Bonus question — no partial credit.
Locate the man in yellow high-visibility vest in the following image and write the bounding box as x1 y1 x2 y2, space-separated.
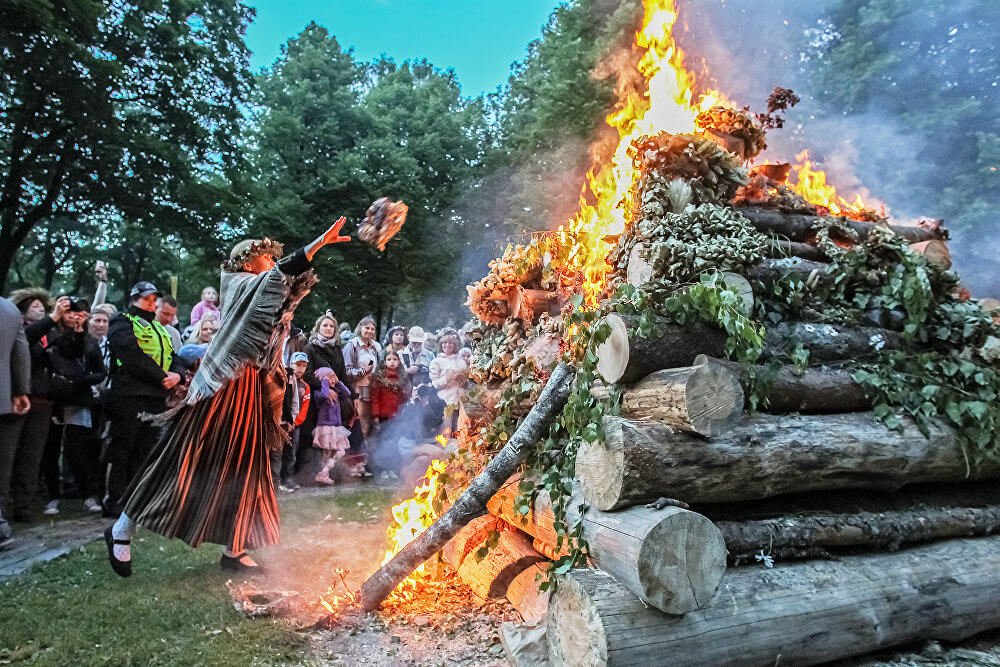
105 281 184 517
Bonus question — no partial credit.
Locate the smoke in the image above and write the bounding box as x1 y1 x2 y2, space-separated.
678 0 1000 296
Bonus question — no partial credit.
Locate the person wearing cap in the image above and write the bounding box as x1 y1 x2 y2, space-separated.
106 216 351 578
399 326 434 387
105 281 184 517
273 351 310 492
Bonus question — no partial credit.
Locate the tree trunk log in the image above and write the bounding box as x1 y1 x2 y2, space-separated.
506 562 550 623
456 528 545 600
718 504 1000 565
765 239 828 262
547 537 1000 667
578 413 1000 510
516 288 565 322
359 363 576 611
592 360 743 436
441 514 500 570
697 355 872 413
910 239 952 270
595 312 901 385
736 205 946 244
746 257 834 287
487 479 727 614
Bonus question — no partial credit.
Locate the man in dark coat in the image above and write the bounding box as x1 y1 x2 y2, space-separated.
105 281 184 516
0 296 31 549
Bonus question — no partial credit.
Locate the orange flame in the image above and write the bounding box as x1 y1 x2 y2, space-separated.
557 0 725 304
378 456 449 601
787 150 884 219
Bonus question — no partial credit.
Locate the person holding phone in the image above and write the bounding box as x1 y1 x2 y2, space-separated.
342 316 381 439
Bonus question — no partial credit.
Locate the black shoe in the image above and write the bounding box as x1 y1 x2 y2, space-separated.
104 526 132 578
220 553 264 574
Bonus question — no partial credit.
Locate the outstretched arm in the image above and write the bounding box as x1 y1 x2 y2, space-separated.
305 216 351 261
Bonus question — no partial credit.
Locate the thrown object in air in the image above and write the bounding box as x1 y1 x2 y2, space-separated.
359 197 409 251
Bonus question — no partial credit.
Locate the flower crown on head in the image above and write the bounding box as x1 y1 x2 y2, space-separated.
222 238 284 273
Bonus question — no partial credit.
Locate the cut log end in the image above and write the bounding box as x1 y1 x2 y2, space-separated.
547 570 610 667
595 313 631 385
576 421 628 513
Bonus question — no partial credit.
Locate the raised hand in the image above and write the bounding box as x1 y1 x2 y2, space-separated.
306 216 352 260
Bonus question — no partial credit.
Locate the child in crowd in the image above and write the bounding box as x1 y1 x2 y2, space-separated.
371 351 411 426
189 286 220 325
274 352 311 492
312 366 353 485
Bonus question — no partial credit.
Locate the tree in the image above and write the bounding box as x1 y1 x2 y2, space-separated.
0 0 253 293
250 26 486 329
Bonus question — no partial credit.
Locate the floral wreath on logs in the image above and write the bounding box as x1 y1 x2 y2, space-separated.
222 238 285 273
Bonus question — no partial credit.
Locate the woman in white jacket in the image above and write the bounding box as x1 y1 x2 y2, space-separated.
428 328 467 435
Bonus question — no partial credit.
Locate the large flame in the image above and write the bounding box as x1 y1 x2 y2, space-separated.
786 150 883 219
377 450 449 601
563 0 724 304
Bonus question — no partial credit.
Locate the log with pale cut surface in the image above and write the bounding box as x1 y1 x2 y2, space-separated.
456 528 545 600
909 239 952 269
546 537 1000 667
736 205 947 244
577 413 1000 510
595 312 901 385
591 359 743 436
696 354 871 413
359 363 576 611
718 504 1000 565
505 562 550 624
441 514 499 570
487 479 726 615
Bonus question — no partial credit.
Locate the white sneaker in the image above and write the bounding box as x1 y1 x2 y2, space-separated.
83 498 102 513
43 500 60 516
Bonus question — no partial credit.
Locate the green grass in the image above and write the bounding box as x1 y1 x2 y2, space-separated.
0 486 396 667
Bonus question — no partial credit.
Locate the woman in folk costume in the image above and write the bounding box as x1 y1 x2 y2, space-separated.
105 218 352 576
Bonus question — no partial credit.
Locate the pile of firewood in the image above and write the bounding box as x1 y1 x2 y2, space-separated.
429 127 1000 666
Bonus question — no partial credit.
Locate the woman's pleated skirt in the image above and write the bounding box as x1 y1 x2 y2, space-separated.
122 367 282 551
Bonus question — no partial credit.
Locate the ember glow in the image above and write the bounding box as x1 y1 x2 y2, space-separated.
562 0 725 304
787 150 884 219
378 456 449 601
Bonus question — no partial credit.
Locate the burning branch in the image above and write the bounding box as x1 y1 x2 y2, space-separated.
359 362 577 611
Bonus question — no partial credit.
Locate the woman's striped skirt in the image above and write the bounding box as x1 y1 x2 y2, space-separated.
121 366 283 551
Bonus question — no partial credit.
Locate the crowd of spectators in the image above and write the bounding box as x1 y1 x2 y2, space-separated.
0 266 473 550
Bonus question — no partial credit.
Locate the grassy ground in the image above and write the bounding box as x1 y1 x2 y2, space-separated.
0 486 396 667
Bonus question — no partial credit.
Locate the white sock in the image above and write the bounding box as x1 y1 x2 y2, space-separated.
111 513 136 562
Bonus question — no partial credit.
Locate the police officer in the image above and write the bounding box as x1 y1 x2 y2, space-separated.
105 281 183 517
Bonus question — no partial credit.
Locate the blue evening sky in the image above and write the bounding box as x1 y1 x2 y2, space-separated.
244 1 565 97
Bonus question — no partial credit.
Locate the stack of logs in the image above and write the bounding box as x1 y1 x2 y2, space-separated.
441 206 1000 667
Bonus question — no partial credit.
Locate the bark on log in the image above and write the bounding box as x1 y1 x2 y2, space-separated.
746 257 834 287
506 562 550 623
592 360 743 436
578 413 1000 510
487 480 727 614
718 504 1000 565
359 363 576 611
441 515 500 569
516 288 565 322
456 528 545 600
910 239 952 270
547 537 1000 667
736 205 946 244
697 355 872 413
595 312 901 385
765 239 828 262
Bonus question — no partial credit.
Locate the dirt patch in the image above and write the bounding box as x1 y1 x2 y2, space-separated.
233 511 519 666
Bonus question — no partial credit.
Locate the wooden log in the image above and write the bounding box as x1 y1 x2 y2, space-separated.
578 413 1000 510
746 257 833 287
506 562 550 623
910 239 952 270
592 360 743 436
360 363 576 611
487 480 727 614
441 514 499 570
764 239 828 262
456 528 545 600
736 205 947 244
516 288 564 322
547 537 1000 667
718 504 1000 565
532 537 567 560
697 355 872 413
594 312 901 385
